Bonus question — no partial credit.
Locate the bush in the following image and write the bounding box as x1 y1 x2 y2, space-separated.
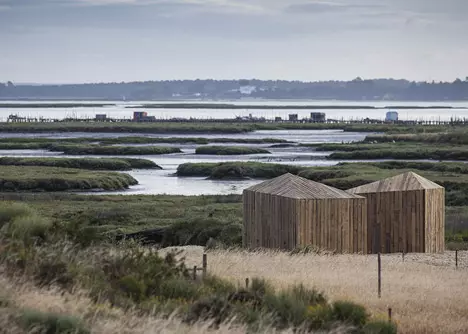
7 215 52 243
18 309 90 334
331 301 369 327
160 278 202 301
162 218 242 247
186 295 232 326
88 247 189 305
363 320 398 334
0 202 34 228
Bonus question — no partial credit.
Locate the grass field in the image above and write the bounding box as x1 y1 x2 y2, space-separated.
0 200 386 334
0 166 137 192
172 246 468 334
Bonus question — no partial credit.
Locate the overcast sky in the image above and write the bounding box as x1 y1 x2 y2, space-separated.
1 0 467 84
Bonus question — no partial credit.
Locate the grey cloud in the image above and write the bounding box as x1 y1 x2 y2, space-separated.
284 2 387 14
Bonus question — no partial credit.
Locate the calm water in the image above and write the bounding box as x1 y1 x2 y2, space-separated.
1 100 468 121
0 129 371 195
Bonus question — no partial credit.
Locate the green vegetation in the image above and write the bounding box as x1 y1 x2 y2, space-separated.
0 121 455 134
364 131 468 145
177 161 468 207
195 146 271 155
0 157 160 170
0 203 392 333
0 166 137 192
312 142 468 161
49 144 181 155
177 162 302 179
18 309 90 334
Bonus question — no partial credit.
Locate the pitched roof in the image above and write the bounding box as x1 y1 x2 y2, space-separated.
347 171 443 194
244 173 364 199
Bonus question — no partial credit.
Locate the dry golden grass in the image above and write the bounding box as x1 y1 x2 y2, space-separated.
0 273 350 334
162 247 468 334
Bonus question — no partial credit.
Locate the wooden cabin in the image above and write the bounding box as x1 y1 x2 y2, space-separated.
243 173 367 253
347 172 445 254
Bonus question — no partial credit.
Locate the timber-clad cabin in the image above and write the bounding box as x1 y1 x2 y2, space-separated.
243 173 367 253
347 172 445 254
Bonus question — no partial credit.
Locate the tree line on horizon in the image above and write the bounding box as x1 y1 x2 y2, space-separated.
1 77 468 101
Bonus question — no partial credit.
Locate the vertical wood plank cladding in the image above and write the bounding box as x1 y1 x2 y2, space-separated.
243 189 367 253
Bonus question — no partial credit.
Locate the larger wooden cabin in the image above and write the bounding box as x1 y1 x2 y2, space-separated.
243 173 367 253
347 172 445 253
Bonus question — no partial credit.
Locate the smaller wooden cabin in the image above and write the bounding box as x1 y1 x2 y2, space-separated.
243 173 367 253
347 172 445 253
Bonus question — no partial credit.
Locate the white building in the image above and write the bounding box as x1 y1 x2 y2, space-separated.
385 111 399 122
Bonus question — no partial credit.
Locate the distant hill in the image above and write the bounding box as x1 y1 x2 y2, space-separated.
1 78 467 101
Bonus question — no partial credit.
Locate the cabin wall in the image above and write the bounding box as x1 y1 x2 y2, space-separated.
359 190 428 253
297 197 367 253
244 193 367 253
243 190 298 250
425 188 445 253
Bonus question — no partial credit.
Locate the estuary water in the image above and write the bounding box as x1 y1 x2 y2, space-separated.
0 129 370 195
1 100 468 122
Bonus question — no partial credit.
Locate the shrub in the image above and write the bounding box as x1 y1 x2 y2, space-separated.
160 278 202 301
202 275 237 296
263 289 309 328
331 301 369 327
18 309 90 334
249 278 274 297
0 202 34 228
363 320 398 334
186 295 232 326
88 247 189 305
7 215 52 243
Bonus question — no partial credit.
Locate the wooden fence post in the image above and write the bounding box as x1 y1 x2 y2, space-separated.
388 307 392 323
378 253 382 298
245 277 250 289
456 250 458 269
202 253 207 279
193 266 197 281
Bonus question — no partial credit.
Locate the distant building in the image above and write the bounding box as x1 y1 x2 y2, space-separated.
133 111 148 121
239 85 257 95
385 111 399 122
310 112 326 123
289 114 298 122
133 111 155 122
95 114 107 121
275 116 282 122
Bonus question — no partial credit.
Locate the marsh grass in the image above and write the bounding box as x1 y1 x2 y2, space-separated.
0 157 160 171
195 146 271 156
0 121 454 134
49 144 181 155
0 165 138 192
